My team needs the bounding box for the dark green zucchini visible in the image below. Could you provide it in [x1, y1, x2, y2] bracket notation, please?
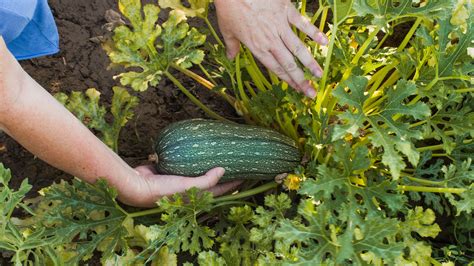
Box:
[154, 119, 301, 181]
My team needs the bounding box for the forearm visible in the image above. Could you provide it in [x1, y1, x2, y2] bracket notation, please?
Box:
[0, 49, 135, 190]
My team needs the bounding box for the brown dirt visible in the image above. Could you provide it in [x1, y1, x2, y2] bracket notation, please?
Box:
[0, 0, 236, 196]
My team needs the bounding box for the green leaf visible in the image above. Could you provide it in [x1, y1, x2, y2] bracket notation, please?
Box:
[275, 200, 404, 264]
[197, 250, 227, 266]
[329, 0, 355, 25]
[449, 186, 473, 215]
[0, 164, 57, 266]
[145, 188, 215, 255]
[107, 0, 206, 91]
[0, 164, 31, 221]
[353, 0, 452, 26]
[422, 94, 474, 154]
[55, 87, 138, 152]
[249, 194, 294, 261]
[218, 206, 254, 265]
[38, 179, 130, 264]
[437, 14, 474, 77]
[333, 76, 430, 179]
[395, 207, 441, 265]
[161, 10, 206, 69]
[299, 165, 346, 200]
[159, 0, 211, 17]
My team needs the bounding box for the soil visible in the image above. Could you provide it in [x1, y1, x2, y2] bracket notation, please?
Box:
[0, 0, 236, 197]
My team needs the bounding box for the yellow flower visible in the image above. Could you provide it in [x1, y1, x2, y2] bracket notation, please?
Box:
[284, 174, 302, 191]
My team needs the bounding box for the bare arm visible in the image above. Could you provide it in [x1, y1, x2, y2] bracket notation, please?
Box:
[0, 37, 238, 207]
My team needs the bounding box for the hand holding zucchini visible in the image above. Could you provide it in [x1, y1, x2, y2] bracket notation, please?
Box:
[154, 119, 302, 181]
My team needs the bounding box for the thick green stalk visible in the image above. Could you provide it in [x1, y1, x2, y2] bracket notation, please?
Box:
[298, 0, 307, 40]
[454, 88, 474, 93]
[382, 170, 446, 186]
[165, 71, 228, 121]
[204, 17, 224, 46]
[409, 120, 427, 128]
[129, 207, 163, 218]
[319, 7, 329, 32]
[405, 176, 446, 186]
[317, 23, 338, 111]
[245, 49, 272, 90]
[213, 182, 279, 203]
[171, 63, 235, 105]
[351, 26, 381, 65]
[236, 54, 250, 104]
[198, 63, 218, 86]
[397, 18, 422, 52]
[311, 6, 325, 24]
[417, 139, 472, 152]
[398, 185, 466, 194]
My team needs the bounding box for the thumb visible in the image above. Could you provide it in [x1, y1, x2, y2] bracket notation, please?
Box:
[184, 167, 225, 191]
[223, 35, 241, 59]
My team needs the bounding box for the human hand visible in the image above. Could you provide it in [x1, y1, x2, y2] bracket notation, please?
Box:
[214, 0, 328, 98]
[117, 165, 242, 207]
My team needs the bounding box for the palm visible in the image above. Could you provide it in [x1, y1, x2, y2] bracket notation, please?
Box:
[119, 165, 241, 207]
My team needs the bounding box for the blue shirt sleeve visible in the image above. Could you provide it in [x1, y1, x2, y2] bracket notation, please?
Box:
[0, 0, 59, 60]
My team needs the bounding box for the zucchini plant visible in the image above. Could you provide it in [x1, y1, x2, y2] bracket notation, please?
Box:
[55, 87, 139, 153]
[1, 0, 473, 265]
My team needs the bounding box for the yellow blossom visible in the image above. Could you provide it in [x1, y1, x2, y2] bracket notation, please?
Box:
[284, 174, 302, 190]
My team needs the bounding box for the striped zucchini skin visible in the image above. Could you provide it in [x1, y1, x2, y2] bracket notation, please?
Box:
[154, 119, 301, 181]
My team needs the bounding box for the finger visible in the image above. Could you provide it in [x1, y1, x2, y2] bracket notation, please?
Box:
[281, 27, 323, 78]
[180, 167, 225, 191]
[288, 7, 328, 45]
[271, 44, 316, 98]
[207, 180, 243, 197]
[222, 34, 241, 59]
[252, 51, 299, 89]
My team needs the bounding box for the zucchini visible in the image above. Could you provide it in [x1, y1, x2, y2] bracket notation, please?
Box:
[154, 119, 301, 181]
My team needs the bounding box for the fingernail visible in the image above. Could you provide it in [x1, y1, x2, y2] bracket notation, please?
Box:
[216, 167, 225, 176]
[306, 88, 316, 99]
[314, 67, 323, 78]
[318, 32, 329, 45]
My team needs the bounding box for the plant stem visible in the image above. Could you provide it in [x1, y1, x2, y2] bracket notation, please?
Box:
[397, 17, 422, 52]
[213, 182, 279, 203]
[129, 207, 164, 218]
[397, 185, 466, 194]
[198, 63, 218, 86]
[236, 54, 249, 104]
[311, 5, 325, 24]
[171, 63, 236, 106]
[409, 120, 427, 128]
[405, 176, 446, 186]
[319, 7, 329, 32]
[165, 71, 228, 121]
[454, 88, 474, 93]
[204, 17, 224, 46]
[244, 49, 272, 90]
[212, 200, 257, 209]
[351, 26, 381, 65]
[317, 24, 337, 111]
[417, 139, 472, 152]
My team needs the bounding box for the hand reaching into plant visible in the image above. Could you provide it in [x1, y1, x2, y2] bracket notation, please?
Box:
[120, 165, 242, 207]
[214, 0, 328, 98]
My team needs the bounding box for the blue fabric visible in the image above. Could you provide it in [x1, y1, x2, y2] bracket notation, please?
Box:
[0, 0, 59, 60]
